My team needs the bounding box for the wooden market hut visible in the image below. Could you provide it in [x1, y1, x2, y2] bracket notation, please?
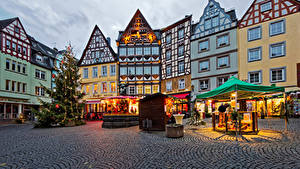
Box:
[139, 93, 169, 131]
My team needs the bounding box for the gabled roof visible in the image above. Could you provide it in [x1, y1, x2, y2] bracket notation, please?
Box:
[0, 17, 18, 30]
[29, 36, 57, 59]
[161, 15, 192, 32]
[78, 25, 117, 66]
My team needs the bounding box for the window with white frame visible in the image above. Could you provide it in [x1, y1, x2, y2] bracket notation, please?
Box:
[128, 48, 134, 56]
[110, 65, 116, 76]
[166, 50, 171, 61]
[199, 60, 209, 72]
[178, 45, 184, 56]
[166, 81, 172, 92]
[270, 67, 286, 82]
[152, 47, 159, 55]
[178, 28, 184, 39]
[248, 26, 261, 41]
[270, 42, 285, 58]
[35, 69, 41, 78]
[178, 61, 185, 74]
[217, 34, 229, 47]
[270, 20, 285, 36]
[144, 47, 151, 55]
[144, 66, 151, 75]
[83, 68, 88, 78]
[199, 79, 209, 91]
[178, 79, 185, 90]
[217, 76, 229, 87]
[120, 67, 127, 75]
[119, 48, 126, 56]
[152, 66, 159, 74]
[40, 71, 45, 80]
[248, 71, 262, 84]
[199, 40, 209, 52]
[136, 47, 142, 55]
[248, 47, 262, 62]
[166, 65, 172, 77]
[217, 56, 229, 68]
[128, 67, 135, 75]
[260, 1, 272, 12]
[166, 34, 171, 44]
[152, 85, 159, 93]
[136, 67, 143, 75]
[145, 86, 151, 94]
[101, 66, 107, 76]
[129, 86, 135, 95]
[137, 86, 143, 94]
[92, 67, 98, 78]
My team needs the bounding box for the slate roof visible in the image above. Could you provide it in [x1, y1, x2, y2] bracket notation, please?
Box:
[0, 17, 17, 30]
[226, 10, 237, 22]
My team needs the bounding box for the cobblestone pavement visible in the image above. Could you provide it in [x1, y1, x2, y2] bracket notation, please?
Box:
[0, 119, 300, 169]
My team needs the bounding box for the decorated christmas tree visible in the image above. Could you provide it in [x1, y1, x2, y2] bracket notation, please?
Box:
[35, 45, 84, 127]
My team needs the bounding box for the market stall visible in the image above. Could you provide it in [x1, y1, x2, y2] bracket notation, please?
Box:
[196, 76, 285, 133]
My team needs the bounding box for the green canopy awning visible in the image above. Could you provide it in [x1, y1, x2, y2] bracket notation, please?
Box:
[196, 76, 285, 100]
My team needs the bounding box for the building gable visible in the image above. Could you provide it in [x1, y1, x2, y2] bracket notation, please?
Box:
[239, 0, 300, 28]
[119, 9, 157, 44]
[1, 18, 30, 44]
[192, 0, 237, 40]
[79, 25, 116, 66]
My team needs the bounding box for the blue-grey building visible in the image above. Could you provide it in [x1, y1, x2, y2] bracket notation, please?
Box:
[190, 0, 238, 98]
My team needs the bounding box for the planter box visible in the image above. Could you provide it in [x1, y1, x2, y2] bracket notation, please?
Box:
[166, 124, 184, 138]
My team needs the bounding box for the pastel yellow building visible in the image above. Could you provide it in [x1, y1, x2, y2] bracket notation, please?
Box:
[238, 0, 300, 92]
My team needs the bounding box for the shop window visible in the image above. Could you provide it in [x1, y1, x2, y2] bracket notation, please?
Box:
[83, 68, 88, 78]
[248, 26, 261, 41]
[270, 20, 285, 36]
[137, 86, 143, 94]
[179, 79, 185, 90]
[199, 60, 209, 72]
[217, 56, 229, 68]
[166, 81, 172, 92]
[93, 84, 98, 94]
[6, 59, 10, 70]
[144, 47, 151, 55]
[152, 47, 159, 55]
[178, 45, 184, 57]
[101, 66, 107, 77]
[270, 42, 285, 58]
[153, 85, 159, 94]
[102, 82, 107, 93]
[217, 34, 229, 47]
[6, 40, 11, 49]
[110, 82, 116, 93]
[119, 48, 126, 56]
[248, 47, 262, 62]
[145, 86, 151, 94]
[6, 80, 10, 91]
[178, 28, 184, 39]
[198, 40, 209, 52]
[166, 34, 171, 44]
[129, 86, 135, 95]
[178, 61, 185, 74]
[248, 71, 262, 84]
[92, 67, 98, 78]
[166, 65, 172, 77]
[199, 79, 209, 91]
[12, 61, 16, 71]
[166, 50, 171, 61]
[217, 76, 229, 87]
[270, 67, 286, 82]
[260, 1, 272, 12]
[110, 65, 116, 76]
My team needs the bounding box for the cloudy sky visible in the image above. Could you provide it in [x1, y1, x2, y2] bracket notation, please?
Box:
[0, 0, 253, 58]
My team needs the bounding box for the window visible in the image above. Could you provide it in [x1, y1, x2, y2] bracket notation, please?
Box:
[41, 71, 45, 80]
[178, 79, 185, 90]
[153, 85, 159, 93]
[217, 76, 229, 87]
[178, 28, 184, 39]
[120, 67, 127, 75]
[217, 56, 229, 68]
[248, 71, 262, 84]
[11, 81, 16, 92]
[110, 82, 116, 93]
[119, 48, 126, 56]
[217, 34, 229, 47]
[144, 66, 151, 75]
[166, 50, 171, 61]
[22, 64, 26, 74]
[36, 55, 43, 62]
[14, 27, 20, 34]
[248, 26, 261, 41]
[83, 68, 88, 78]
[178, 45, 184, 56]
[212, 16, 219, 27]
[166, 65, 172, 76]
[204, 19, 211, 30]
[270, 67, 286, 82]
[166, 81, 172, 92]
[101, 66, 107, 77]
[17, 82, 21, 92]
[17, 45, 21, 53]
[152, 47, 159, 55]
[22, 47, 27, 55]
[96, 51, 100, 58]
[137, 86, 143, 94]
[22, 83, 26, 93]
[199, 80, 209, 91]
[129, 86, 135, 95]
[35, 87, 40, 96]
[199, 40, 209, 52]
[144, 47, 151, 55]
[166, 34, 171, 44]
[110, 65, 116, 76]
[6, 59, 10, 69]
[178, 61, 185, 74]
[93, 84, 98, 94]
[6, 40, 11, 49]
[261, 1, 272, 12]
[136, 67, 143, 75]
[5, 80, 10, 91]
[270, 20, 285, 36]
[35, 69, 41, 78]
[92, 67, 98, 78]
[12, 43, 16, 51]
[12, 61, 16, 71]
[41, 88, 45, 96]
[152, 66, 159, 74]
[270, 42, 285, 58]
[128, 48, 134, 56]
[248, 47, 262, 62]
[17, 63, 21, 72]
[128, 67, 135, 75]
[145, 86, 151, 94]
[102, 82, 107, 93]
[199, 60, 209, 72]
[136, 47, 142, 55]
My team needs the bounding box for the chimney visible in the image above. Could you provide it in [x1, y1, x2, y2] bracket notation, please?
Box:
[107, 37, 111, 46]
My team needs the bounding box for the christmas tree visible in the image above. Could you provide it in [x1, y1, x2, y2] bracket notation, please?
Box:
[35, 45, 84, 127]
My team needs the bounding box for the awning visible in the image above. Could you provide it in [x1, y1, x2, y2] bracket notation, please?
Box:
[172, 93, 189, 99]
[85, 100, 101, 104]
[103, 96, 139, 99]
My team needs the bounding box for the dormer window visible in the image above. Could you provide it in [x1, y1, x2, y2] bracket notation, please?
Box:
[260, 1, 272, 12]
[36, 55, 43, 62]
[14, 26, 20, 34]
